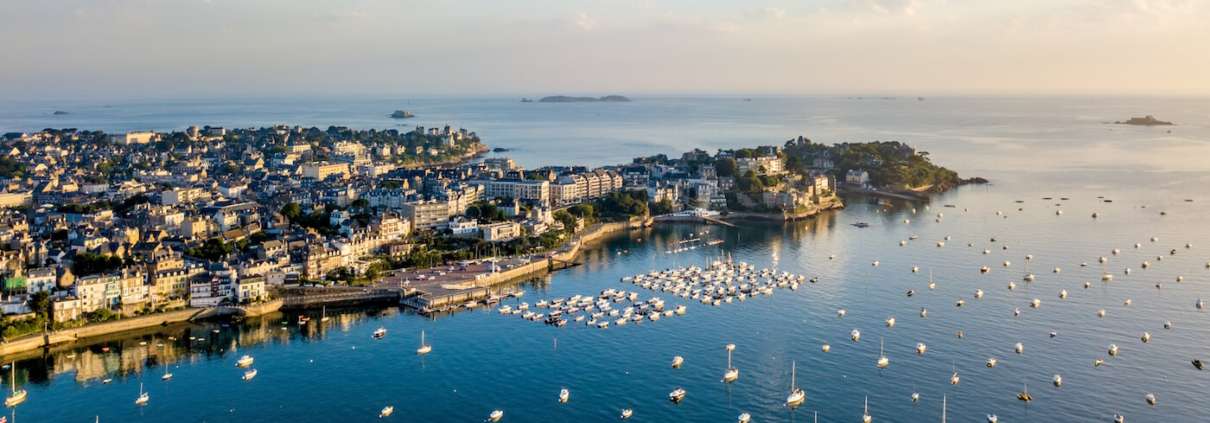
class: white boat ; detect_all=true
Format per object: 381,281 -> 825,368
379,405 -> 394,418
5,364 -> 26,407
489,409 -> 504,421
851,329 -> 861,342
786,361 -> 805,408
863,396 -> 873,423
916,342 -> 927,356
722,344 -> 739,383
738,412 -> 751,423
1053,374 -> 1063,387
372,327 -> 387,339
243,369 -> 258,381
161,365 -> 173,381
417,331 -> 432,355
876,338 -> 889,369
321,306 -> 331,323
671,356 -> 684,368
134,382 -> 150,406
558,388 -> 569,403
236,355 -> 255,368
620,408 -> 633,419
668,387 -> 686,403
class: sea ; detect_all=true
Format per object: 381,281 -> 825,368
1,96 -> 1210,422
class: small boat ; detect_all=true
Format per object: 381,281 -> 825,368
372,327 -> 387,339
243,369 -> 258,381
786,361 -> 805,408
321,306 -> 331,323
417,331 -> 432,355
236,355 -> 254,368
912,392 -> 920,403
1145,393 -> 1157,406
1193,359 -> 1204,370
620,408 -> 633,420
863,396 -> 873,423
668,387 -> 686,403
558,388 -> 570,403
986,358 -> 998,368
851,329 -> 861,342
738,412 -> 751,423
876,338 -> 889,369
722,344 -> 739,383
134,382 -> 149,406
1115,413 -> 1125,423
1017,384 -> 1032,402
671,356 -> 684,368
988,414 -> 998,423
161,365 -> 173,381
1053,374 -> 1063,387
379,405 -> 394,418
5,363 -> 26,407
489,409 -> 504,421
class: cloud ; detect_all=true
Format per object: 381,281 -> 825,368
859,0 -> 922,16
762,7 -> 787,20
575,12 -> 597,31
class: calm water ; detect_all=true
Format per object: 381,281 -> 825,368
2,97 -> 1210,422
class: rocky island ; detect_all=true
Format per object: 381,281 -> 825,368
538,95 -> 631,103
1114,115 -> 1173,126
390,110 -> 415,119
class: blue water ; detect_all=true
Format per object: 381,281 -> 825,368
3,97 -> 1210,422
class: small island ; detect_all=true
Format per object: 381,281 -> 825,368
538,95 -> 631,103
390,110 -> 416,119
1114,115 -> 1173,126
52,110 -> 69,115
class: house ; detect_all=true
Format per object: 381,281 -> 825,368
481,221 -> 522,242
845,169 -> 870,187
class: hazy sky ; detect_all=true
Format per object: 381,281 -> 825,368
2,0 -> 1208,99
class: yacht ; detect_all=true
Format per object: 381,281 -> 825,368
738,412 -> 751,423
863,396 -> 873,423
671,356 -> 684,368
786,361 -> 805,408
722,344 -> 739,383
558,388 -> 570,404
5,364 -> 26,407
372,327 -> 388,339
668,387 -> 686,403
379,405 -> 394,418
489,409 -> 504,421
134,382 -> 150,406
416,331 -> 432,355
876,338 -> 889,369
236,355 -> 255,368
243,368 -> 258,381
620,408 -> 633,420
1053,374 -> 1063,387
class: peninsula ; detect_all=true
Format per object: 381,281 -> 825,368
1114,115 -> 1173,126
0,124 -> 966,354
538,95 -> 631,103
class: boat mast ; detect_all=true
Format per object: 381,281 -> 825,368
941,394 -> 946,423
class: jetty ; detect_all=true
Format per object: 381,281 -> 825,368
654,210 -> 736,227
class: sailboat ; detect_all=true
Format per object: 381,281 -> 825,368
160,363 -> 173,381
722,344 -> 739,383
321,306 -> 331,323
134,382 -> 149,406
416,331 -> 432,355
877,338 -> 889,369
786,361 -> 805,408
863,396 -> 873,423
4,364 -> 25,408
1017,383 -> 1032,402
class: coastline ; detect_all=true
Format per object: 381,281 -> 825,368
401,216 -> 652,314
0,300 -> 283,359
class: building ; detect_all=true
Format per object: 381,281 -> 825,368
481,221 -> 522,242
472,179 -> 550,205
235,275 -> 266,303
736,156 -> 785,176
845,169 -> 870,187
111,131 -> 158,145
302,162 -> 350,180
448,217 -> 480,237
401,200 -> 450,231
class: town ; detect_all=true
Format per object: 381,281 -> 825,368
0,125 -> 958,351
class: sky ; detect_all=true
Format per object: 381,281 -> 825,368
1,0 -> 1208,99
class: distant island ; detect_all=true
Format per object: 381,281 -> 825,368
52,110 -> 69,115
1114,115 -> 1173,126
537,95 -> 631,103
390,110 -> 415,119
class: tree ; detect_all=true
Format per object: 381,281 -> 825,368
280,202 -> 302,220
72,253 -> 124,276
714,158 -> 737,177
186,239 -> 234,261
